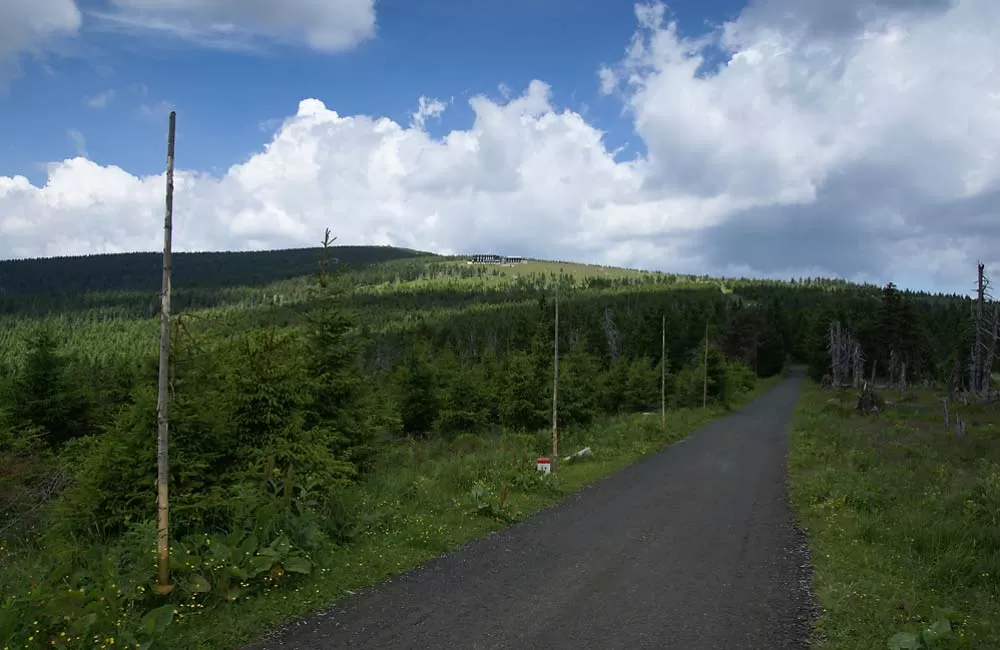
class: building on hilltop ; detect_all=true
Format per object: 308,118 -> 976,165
469,254 -> 525,265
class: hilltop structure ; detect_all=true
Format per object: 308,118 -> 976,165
468,254 -> 525,265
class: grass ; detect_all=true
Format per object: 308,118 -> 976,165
788,381 -> 1000,649
440,259 -> 699,288
150,377 -> 783,649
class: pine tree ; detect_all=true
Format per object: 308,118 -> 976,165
8,328 -> 91,446
395,341 -> 440,437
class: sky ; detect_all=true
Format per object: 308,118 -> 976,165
0,0 -> 997,296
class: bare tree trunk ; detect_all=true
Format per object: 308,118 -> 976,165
852,342 -> 864,388
828,321 -> 842,386
661,314 -> 666,426
551,281 -> 559,473
156,111 -> 176,595
602,306 -> 621,363
975,262 -> 985,393
702,322 -> 709,409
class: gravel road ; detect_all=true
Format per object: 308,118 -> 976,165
245,368 -> 815,649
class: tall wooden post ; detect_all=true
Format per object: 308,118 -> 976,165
551,279 -> 559,473
156,111 -> 176,595
660,314 -> 666,425
975,262 -> 985,393
702,322 -> 709,409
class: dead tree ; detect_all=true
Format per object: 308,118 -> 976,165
827,320 -> 864,387
551,281 -> 559,474
661,314 -> 666,426
156,111 -> 176,595
974,263 -> 985,393
969,263 -> 998,397
857,381 -> 880,417
851,342 -> 864,388
888,349 -> 901,388
602,306 -> 622,363
827,321 -> 846,386
949,357 -> 961,400
985,302 -> 999,394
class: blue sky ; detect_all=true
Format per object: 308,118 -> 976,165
0,0 -> 996,295
1,0 -> 743,184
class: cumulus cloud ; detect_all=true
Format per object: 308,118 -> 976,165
89,0 -> 376,52
84,89 -> 115,108
0,0 -> 81,88
66,129 -> 87,157
2,0 -> 999,294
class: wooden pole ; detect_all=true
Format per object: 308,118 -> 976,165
156,111 -> 176,595
661,314 -> 666,425
975,262 -> 985,393
551,279 -> 559,473
702,321 -> 709,409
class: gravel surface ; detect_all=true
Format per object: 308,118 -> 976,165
245,368 -> 816,649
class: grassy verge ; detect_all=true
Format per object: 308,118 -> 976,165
788,381 -> 1000,649
149,376 -> 782,649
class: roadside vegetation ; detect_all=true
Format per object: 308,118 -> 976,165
1,243 -> 786,648
789,381 -> 1000,649
0,240 -> 990,648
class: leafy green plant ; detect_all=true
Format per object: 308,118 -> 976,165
170,530 -> 313,604
887,609 -> 958,649
466,480 -> 517,522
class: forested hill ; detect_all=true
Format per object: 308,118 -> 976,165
0,238 -> 990,647
0,245 -> 430,296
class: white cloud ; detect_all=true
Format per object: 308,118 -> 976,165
2,0 -> 999,294
89,0 -> 376,53
0,0 -> 81,88
84,89 -> 116,108
138,99 -> 175,121
411,97 -> 447,129
66,129 -> 87,157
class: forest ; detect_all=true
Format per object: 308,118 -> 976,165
0,239 -> 983,648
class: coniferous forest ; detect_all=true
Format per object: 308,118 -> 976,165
0,239 -> 982,648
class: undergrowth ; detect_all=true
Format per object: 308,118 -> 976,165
1,376 -> 778,649
789,382 -> 1000,650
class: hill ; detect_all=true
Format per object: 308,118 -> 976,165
0,239 -> 989,649
0,245 -> 430,297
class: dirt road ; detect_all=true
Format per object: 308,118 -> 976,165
246,369 -> 815,649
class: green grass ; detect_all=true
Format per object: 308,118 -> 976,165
788,382 -> 1000,650
151,377 -> 782,649
452,259 -> 655,280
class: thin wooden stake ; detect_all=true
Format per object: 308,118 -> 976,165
702,321 -> 709,409
156,111 -> 176,595
551,279 -> 559,473
661,314 -> 666,426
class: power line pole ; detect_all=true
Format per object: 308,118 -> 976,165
156,111 -> 176,595
551,277 -> 559,473
661,314 -> 666,426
